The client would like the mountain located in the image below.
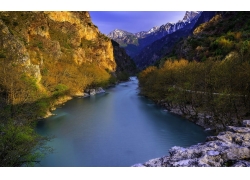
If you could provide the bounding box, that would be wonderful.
[0,11,136,121]
[134,11,222,69]
[111,39,137,80]
[169,11,250,62]
[107,11,201,58]
[0,11,138,166]
[138,11,250,132]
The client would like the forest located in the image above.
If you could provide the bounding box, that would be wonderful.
[139,12,250,131]
[139,56,250,130]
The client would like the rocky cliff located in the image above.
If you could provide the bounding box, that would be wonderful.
[0,11,132,119]
[133,120,250,167]
[111,40,137,78]
[0,11,116,74]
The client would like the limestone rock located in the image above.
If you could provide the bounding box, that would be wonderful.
[0,11,117,81]
[131,163,146,167]
[232,160,250,167]
[132,123,250,167]
[227,126,250,133]
[84,87,105,96]
[243,120,250,127]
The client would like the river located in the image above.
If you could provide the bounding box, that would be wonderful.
[36,77,210,167]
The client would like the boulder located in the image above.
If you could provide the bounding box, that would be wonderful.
[89,89,96,96]
[243,120,250,127]
[84,87,105,96]
[232,160,250,167]
[132,122,250,167]
[227,126,250,133]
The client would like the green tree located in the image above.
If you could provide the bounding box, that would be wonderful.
[0,120,52,167]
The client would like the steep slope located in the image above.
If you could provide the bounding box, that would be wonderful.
[0,11,116,72]
[0,11,120,121]
[107,11,201,58]
[0,11,117,96]
[137,12,250,167]
[0,11,136,167]
[170,12,250,62]
[0,11,139,120]
[111,40,137,80]
[138,11,250,132]
[135,11,220,69]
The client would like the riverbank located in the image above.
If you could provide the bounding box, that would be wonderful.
[159,102,216,131]
[37,76,209,167]
[132,120,250,167]
[152,98,246,133]
[41,87,107,119]
[133,90,250,167]
[41,77,134,119]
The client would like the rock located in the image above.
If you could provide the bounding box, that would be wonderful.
[204,128,215,132]
[89,89,96,96]
[243,120,250,127]
[207,150,220,156]
[132,124,250,167]
[206,135,218,141]
[232,160,250,167]
[223,147,250,160]
[84,87,105,96]
[143,156,170,167]
[131,163,146,167]
[227,126,250,133]
[95,87,105,94]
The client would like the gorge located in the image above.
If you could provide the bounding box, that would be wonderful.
[36,77,210,167]
[1,11,250,167]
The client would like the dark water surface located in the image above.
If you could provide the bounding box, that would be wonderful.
[36,77,210,167]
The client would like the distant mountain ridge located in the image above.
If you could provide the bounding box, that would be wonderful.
[107,11,201,58]
[134,11,221,69]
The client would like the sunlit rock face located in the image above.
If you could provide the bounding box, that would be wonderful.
[132,121,250,167]
[0,11,116,81]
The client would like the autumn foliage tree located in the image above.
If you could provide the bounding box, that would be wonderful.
[138,54,250,131]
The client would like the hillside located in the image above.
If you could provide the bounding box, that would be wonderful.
[138,11,250,132]
[135,11,220,69]
[111,40,137,80]
[167,12,250,62]
[0,11,134,166]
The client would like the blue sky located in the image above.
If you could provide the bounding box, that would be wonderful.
[89,11,186,35]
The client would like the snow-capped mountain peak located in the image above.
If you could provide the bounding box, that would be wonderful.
[183,11,201,22]
[107,29,134,39]
[107,11,201,57]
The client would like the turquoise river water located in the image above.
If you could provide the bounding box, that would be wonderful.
[36,77,210,167]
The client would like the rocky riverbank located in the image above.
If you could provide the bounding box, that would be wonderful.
[157,101,243,132]
[84,87,106,97]
[132,120,250,167]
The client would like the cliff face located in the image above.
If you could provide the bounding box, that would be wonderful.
[0,11,116,75]
[0,11,121,120]
[0,12,116,71]
[111,40,137,77]
[0,11,118,101]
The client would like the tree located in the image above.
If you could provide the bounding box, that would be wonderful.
[0,120,52,167]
